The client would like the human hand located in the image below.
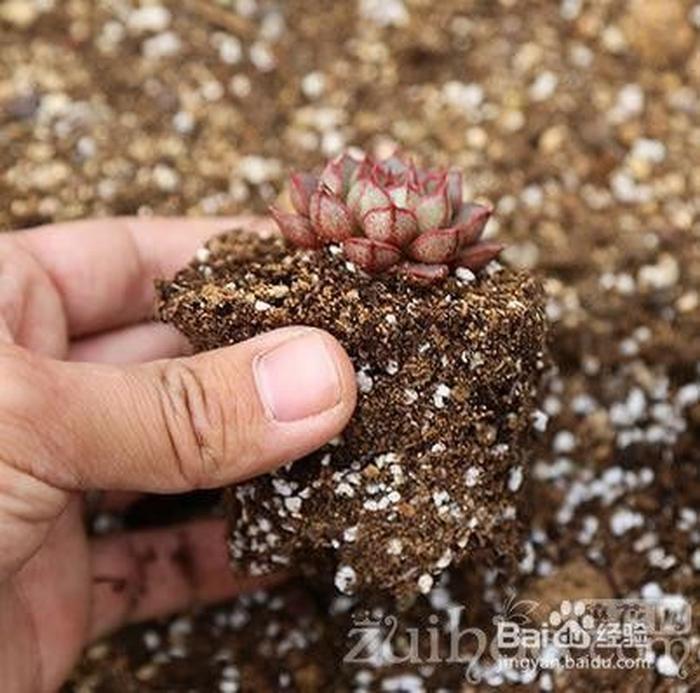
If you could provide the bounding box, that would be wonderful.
[0,217,357,691]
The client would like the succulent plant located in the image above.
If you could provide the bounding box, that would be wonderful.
[270,151,503,283]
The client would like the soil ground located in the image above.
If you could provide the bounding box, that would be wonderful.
[1,0,698,690]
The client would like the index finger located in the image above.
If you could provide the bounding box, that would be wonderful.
[16,216,274,338]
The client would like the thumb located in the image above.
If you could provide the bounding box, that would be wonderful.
[2,327,356,492]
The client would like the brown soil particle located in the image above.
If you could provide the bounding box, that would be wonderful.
[158,230,548,599]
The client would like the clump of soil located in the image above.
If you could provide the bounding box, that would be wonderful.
[7,0,694,688]
[157,230,547,598]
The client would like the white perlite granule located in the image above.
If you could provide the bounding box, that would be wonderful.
[128,6,172,34]
[356,369,374,394]
[386,538,403,555]
[417,573,434,594]
[142,31,181,59]
[436,549,453,569]
[194,247,211,264]
[455,267,476,282]
[283,497,302,514]
[433,384,451,409]
[508,466,524,492]
[610,508,644,536]
[465,466,480,487]
[335,482,355,498]
[404,388,419,404]
[532,409,549,432]
[655,654,679,677]
[334,565,357,594]
[359,0,409,27]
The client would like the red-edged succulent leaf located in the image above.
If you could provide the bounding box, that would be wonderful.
[319,159,344,196]
[447,170,463,211]
[408,227,459,264]
[320,153,360,196]
[406,183,423,211]
[351,157,373,185]
[362,205,418,247]
[454,241,505,271]
[383,154,409,177]
[407,160,421,189]
[309,187,354,241]
[338,151,361,175]
[393,207,419,246]
[387,183,409,208]
[289,172,318,216]
[415,181,451,232]
[346,178,366,216]
[343,238,401,273]
[421,171,446,194]
[270,207,321,249]
[400,262,450,284]
[453,203,493,247]
[355,176,392,218]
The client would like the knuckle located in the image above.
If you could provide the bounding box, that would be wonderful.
[0,348,55,469]
[0,349,85,491]
[157,360,231,488]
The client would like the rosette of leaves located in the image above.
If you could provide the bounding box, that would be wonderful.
[271,151,504,284]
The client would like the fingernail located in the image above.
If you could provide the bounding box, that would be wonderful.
[255,333,342,422]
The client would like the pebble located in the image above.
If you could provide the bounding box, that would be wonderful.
[249,42,276,72]
[443,81,484,111]
[638,255,680,292]
[560,0,582,21]
[0,0,39,28]
[128,6,171,34]
[237,155,281,184]
[529,71,558,101]
[359,0,409,27]
[609,84,644,123]
[216,35,243,64]
[230,75,252,98]
[301,72,326,99]
[630,138,666,164]
[153,164,179,192]
[622,0,693,66]
[142,32,181,59]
